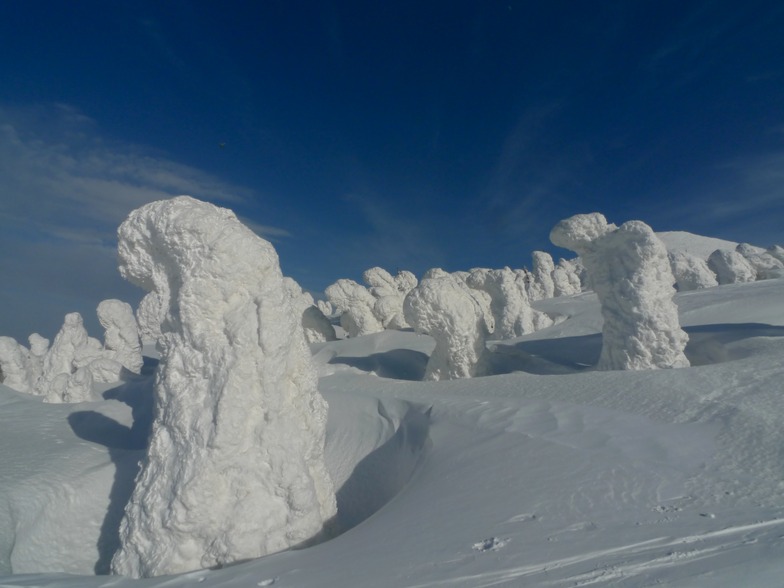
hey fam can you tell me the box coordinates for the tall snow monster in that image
[404,272,490,380]
[112,196,336,577]
[550,213,689,371]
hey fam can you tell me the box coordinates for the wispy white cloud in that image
[705,152,784,220]
[478,103,588,237]
[341,191,445,273]
[0,104,258,245]
[0,103,287,341]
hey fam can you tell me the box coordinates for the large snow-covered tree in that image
[112,196,336,577]
[551,213,689,371]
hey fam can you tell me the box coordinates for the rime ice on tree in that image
[362,267,418,330]
[404,272,490,380]
[528,251,556,301]
[283,277,336,343]
[325,278,383,337]
[111,196,336,578]
[550,213,689,371]
[0,336,32,392]
[668,252,718,291]
[707,249,756,284]
[97,299,143,373]
[465,267,551,339]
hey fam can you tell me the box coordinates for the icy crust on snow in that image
[404,273,489,380]
[551,213,689,370]
[112,196,336,577]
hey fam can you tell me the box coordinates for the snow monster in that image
[550,213,689,371]
[112,196,336,577]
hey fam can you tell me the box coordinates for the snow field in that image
[2,278,784,586]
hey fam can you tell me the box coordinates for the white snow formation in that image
[465,267,552,339]
[550,213,689,370]
[363,267,418,330]
[97,299,143,374]
[26,333,49,385]
[33,312,100,402]
[767,244,784,263]
[551,258,582,297]
[135,292,165,343]
[316,299,333,317]
[528,251,556,301]
[736,243,784,279]
[404,272,490,380]
[325,278,383,337]
[111,196,336,577]
[283,277,336,343]
[707,249,757,284]
[0,336,32,393]
[668,251,719,291]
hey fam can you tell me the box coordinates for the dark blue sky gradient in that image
[1,0,783,340]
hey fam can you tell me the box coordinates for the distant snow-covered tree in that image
[707,249,757,284]
[552,258,583,297]
[0,336,32,393]
[735,243,784,280]
[363,267,418,330]
[325,278,383,337]
[668,251,718,291]
[466,267,552,339]
[404,272,490,380]
[767,244,784,264]
[97,299,143,374]
[528,251,556,301]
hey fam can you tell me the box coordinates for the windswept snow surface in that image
[2,279,784,586]
[656,231,759,259]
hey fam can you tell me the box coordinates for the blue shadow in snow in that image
[67,363,156,574]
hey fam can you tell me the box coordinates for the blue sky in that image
[1,0,783,342]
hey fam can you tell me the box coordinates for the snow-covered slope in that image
[656,231,762,259]
[2,279,784,587]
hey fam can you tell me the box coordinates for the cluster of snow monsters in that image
[670,243,784,290]
[0,301,143,402]
[3,194,782,578]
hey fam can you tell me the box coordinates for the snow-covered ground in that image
[2,278,784,587]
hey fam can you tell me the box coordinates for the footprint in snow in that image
[472,537,509,552]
